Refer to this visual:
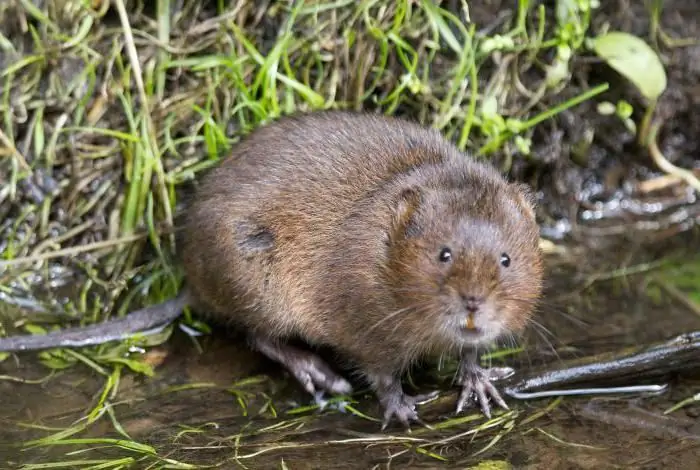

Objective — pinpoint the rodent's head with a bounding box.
[384,170,543,350]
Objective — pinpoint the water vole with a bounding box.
[0,110,544,427]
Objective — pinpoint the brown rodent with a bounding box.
[0,110,544,428]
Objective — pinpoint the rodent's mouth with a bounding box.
[458,324,490,341]
[459,324,483,335]
[441,310,502,346]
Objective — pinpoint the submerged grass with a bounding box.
[0,0,627,467]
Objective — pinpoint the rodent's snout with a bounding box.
[442,290,501,345]
[461,294,484,313]
[459,294,488,330]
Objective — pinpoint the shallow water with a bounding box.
[2,230,700,469]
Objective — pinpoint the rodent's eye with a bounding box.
[438,247,452,263]
[500,253,511,268]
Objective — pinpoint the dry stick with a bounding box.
[648,120,700,193]
[0,223,181,268]
[113,0,176,250]
[0,127,31,172]
[636,172,700,194]
[502,331,700,399]
[0,233,147,268]
[655,277,700,318]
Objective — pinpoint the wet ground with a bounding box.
[2,0,700,468]
[2,231,700,469]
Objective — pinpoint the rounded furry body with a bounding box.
[181,111,543,425]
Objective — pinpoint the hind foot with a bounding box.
[251,336,353,398]
[380,390,439,430]
[368,372,439,430]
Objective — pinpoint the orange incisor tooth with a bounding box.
[466,313,475,329]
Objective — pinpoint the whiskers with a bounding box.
[365,305,415,333]
[388,302,441,337]
[527,318,557,346]
[514,294,593,365]
[535,300,589,329]
[363,300,453,368]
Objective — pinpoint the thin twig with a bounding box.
[648,120,700,193]
[0,233,147,268]
[0,127,31,172]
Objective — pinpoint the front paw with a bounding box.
[456,365,512,418]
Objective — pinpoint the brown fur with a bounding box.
[181,110,544,384]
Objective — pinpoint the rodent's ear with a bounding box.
[235,219,275,254]
[512,183,537,221]
[390,187,422,240]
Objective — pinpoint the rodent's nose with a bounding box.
[462,295,484,313]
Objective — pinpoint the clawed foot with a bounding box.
[456,361,513,418]
[380,390,439,430]
[369,372,439,430]
[252,336,353,398]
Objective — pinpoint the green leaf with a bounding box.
[616,100,634,119]
[592,31,667,101]
[24,324,48,335]
[481,95,499,119]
